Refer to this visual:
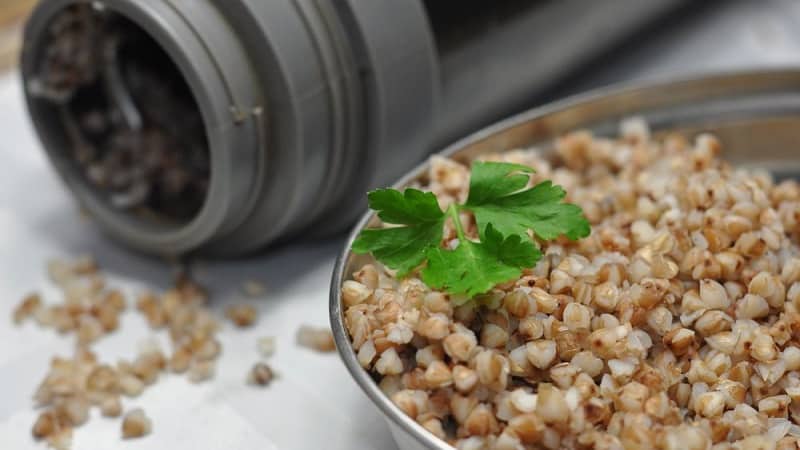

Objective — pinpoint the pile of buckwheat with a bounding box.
[342,118,800,449]
[15,257,223,449]
[12,256,337,449]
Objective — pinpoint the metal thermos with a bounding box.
[21,0,685,256]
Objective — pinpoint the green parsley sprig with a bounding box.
[352,162,590,298]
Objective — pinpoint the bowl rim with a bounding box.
[329,66,800,449]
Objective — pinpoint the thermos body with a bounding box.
[21,0,685,256]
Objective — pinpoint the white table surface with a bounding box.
[3,1,800,449]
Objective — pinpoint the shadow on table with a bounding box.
[31,203,347,301]
[191,237,346,302]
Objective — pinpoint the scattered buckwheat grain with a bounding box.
[297,325,336,352]
[225,304,258,328]
[121,408,151,439]
[13,293,42,324]
[247,362,274,386]
[187,359,215,383]
[257,336,276,358]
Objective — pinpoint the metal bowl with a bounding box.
[330,68,800,450]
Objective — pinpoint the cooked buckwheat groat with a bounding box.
[344,119,800,449]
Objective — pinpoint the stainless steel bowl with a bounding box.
[330,68,800,450]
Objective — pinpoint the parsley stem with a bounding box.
[447,203,466,241]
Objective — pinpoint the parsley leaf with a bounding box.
[465,162,590,241]
[422,223,541,297]
[351,188,445,277]
[366,188,445,224]
[351,161,591,299]
[463,162,534,206]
